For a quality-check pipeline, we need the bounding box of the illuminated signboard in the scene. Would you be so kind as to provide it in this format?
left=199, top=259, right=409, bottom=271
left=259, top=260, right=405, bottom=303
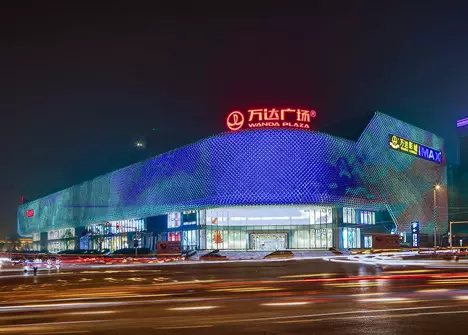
left=226, top=108, right=316, bottom=131
left=457, top=117, right=468, bottom=128
left=389, top=134, right=442, bottom=164
left=411, top=221, right=419, bottom=248
left=26, top=209, right=34, bottom=217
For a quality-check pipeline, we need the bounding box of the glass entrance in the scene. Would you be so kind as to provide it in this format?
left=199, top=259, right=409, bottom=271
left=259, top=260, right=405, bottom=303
left=250, top=233, right=287, bottom=250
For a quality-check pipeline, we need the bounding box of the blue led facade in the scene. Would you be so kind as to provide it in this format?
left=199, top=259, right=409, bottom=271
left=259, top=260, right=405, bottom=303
left=18, top=112, right=448, bottom=237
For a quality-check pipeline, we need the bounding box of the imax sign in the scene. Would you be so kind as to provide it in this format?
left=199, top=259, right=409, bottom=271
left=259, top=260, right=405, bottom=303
left=389, top=134, right=442, bottom=164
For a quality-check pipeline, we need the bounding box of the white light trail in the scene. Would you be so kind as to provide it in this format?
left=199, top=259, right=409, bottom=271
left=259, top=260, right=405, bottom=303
left=261, top=302, right=310, bottom=306
left=167, top=306, right=219, bottom=311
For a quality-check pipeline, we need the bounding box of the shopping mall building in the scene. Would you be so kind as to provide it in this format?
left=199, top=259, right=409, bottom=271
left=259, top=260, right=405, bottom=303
left=18, top=110, right=448, bottom=252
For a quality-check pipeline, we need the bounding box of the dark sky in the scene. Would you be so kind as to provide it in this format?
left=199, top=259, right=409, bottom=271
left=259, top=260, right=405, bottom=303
left=1, top=1, right=467, bottom=236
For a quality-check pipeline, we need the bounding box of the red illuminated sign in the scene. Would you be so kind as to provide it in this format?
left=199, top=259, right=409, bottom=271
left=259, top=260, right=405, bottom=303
left=226, top=108, right=316, bottom=131
left=26, top=209, right=34, bottom=217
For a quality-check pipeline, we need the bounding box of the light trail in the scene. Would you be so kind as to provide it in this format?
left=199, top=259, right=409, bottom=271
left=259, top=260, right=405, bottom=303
left=167, top=306, right=219, bottom=311
left=274, top=309, right=468, bottom=324
left=261, top=302, right=310, bottom=306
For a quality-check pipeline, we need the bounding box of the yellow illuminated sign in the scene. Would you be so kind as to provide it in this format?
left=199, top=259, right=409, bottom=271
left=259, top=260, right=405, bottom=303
left=388, top=134, right=442, bottom=164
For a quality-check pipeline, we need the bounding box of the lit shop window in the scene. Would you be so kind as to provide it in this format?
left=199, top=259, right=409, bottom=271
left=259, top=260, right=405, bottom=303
left=32, top=233, right=40, bottom=242
left=48, top=230, right=59, bottom=240
left=341, top=227, right=361, bottom=249
left=360, top=211, right=375, bottom=225
left=364, top=236, right=372, bottom=248
left=58, top=228, right=75, bottom=239
left=343, top=208, right=357, bottom=223
left=168, top=232, right=180, bottom=241
left=168, top=212, right=181, bottom=228
left=309, top=208, right=333, bottom=225
left=85, top=219, right=145, bottom=235
left=182, top=230, right=197, bottom=248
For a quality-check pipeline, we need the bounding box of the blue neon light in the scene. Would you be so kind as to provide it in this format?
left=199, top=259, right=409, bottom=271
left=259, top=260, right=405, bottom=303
left=18, top=113, right=447, bottom=236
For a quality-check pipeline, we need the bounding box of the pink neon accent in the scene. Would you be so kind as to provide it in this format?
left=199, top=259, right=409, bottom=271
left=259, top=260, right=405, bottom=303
left=457, top=117, right=468, bottom=128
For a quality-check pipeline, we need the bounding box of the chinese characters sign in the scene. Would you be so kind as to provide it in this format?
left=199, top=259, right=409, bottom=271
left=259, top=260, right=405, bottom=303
left=226, top=108, right=316, bottom=131
left=26, top=209, right=34, bottom=217
left=389, top=134, right=442, bottom=164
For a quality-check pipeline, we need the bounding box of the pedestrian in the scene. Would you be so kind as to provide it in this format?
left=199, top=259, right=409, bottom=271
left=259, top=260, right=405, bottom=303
left=55, top=259, right=61, bottom=271
left=33, top=257, right=41, bottom=276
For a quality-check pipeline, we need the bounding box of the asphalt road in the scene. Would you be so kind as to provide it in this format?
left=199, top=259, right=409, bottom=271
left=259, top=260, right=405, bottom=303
left=1, top=259, right=468, bottom=334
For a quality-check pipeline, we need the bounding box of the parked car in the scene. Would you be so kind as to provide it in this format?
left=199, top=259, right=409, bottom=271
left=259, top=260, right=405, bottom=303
left=263, top=250, right=294, bottom=259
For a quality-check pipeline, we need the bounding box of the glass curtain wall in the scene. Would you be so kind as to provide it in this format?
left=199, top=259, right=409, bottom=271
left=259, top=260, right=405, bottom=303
left=340, top=227, right=361, bottom=248
left=80, top=218, right=145, bottom=251
left=203, top=206, right=334, bottom=250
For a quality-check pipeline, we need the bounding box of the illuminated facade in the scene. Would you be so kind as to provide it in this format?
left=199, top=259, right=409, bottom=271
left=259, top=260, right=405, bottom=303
left=18, top=112, right=448, bottom=251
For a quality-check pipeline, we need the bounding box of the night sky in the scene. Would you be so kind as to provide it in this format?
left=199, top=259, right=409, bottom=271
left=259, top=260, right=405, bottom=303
left=1, top=1, right=467, bottom=236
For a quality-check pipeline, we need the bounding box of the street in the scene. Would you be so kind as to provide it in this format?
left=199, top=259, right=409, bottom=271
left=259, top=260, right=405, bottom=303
left=0, top=258, right=468, bottom=334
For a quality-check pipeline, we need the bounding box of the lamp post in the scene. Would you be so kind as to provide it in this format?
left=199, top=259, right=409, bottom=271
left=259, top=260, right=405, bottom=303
left=433, top=184, right=440, bottom=248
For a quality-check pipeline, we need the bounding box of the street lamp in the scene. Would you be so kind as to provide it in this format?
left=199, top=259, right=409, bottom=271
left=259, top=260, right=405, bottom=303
left=433, top=184, right=441, bottom=248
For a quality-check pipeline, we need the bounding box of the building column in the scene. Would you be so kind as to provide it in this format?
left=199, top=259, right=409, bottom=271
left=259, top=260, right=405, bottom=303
left=333, top=208, right=340, bottom=248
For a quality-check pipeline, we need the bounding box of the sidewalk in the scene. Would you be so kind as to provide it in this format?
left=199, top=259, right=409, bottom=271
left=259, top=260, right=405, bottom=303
left=191, top=250, right=337, bottom=260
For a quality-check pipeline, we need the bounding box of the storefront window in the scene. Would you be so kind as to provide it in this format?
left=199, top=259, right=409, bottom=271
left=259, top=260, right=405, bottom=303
left=204, top=225, right=333, bottom=250
left=86, top=219, right=145, bottom=235
left=80, top=235, right=128, bottom=251
left=168, top=232, right=180, bottom=241
left=168, top=213, right=181, bottom=228
left=310, top=208, right=333, bottom=224
left=205, top=206, right=333, bottom=226
left=48, top=230, right=59, bottom=240
left=48, top=240, right=75, bottom=253
left=341, top=227, right=361, bottom=249
left=343, top=208, right=357, bottom=223
left=364, top=235, right=372, bottom=248
left=360, top=211, right=375, bottom=225
left=32, top=233, right=40, bottom=242
left=182, top=230, right=197, bottom=249
left=202, top=207, right=334, bottom=250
